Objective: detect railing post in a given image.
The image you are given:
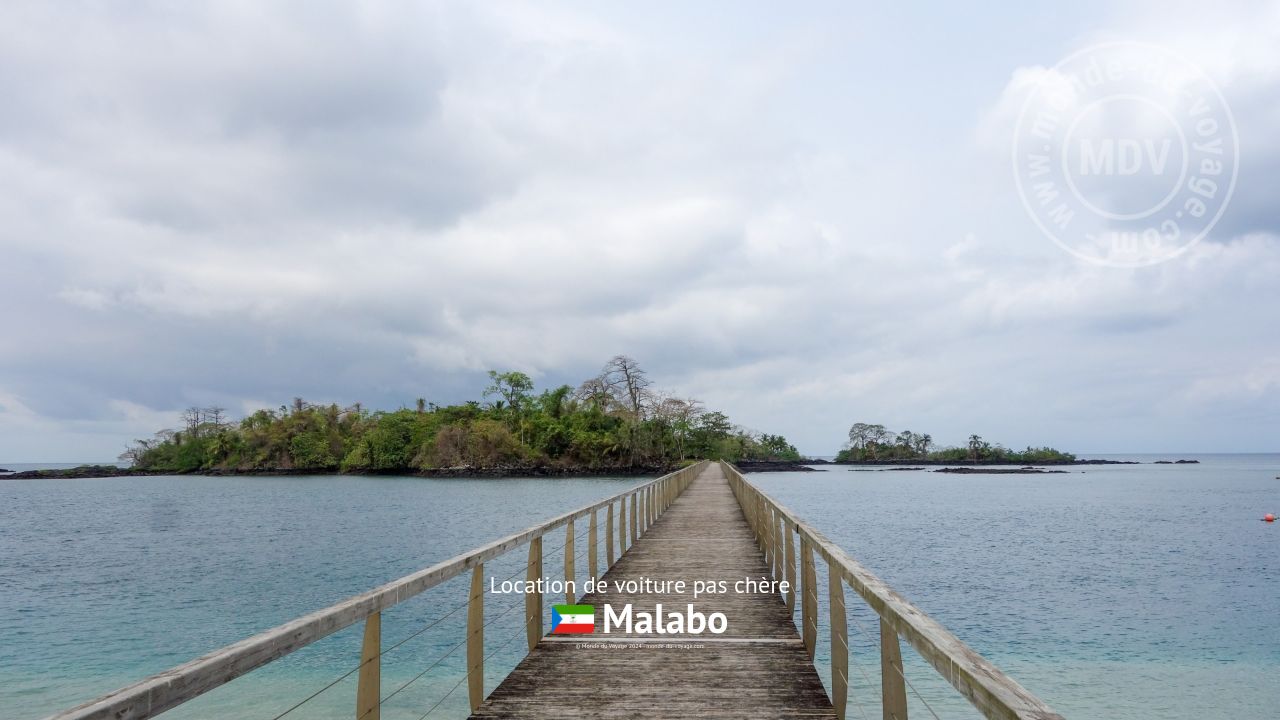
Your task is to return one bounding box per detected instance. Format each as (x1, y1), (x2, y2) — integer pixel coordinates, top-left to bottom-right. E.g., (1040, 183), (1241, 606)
(564, 518), (576, 605)
(748, 490), (758, 537)
(467, 564), (484, 712)
(619, 499), (628, 553)
(759, 497), (769, 558)
(771, 509), (784, 584)
(641, 487), (648, 533)
(630, 493), (638, 544)
(784, 522), (796, 614)
(763, 503), (774, 572)
(606, 502), (616, 566)
(588, 510), (598, 581)
(881, 619), (908, 720)
(526, 537), (542, 651)
(355, 611), (380, 720)
(830, 572), (848, 720)
(801, 537), (817, 659)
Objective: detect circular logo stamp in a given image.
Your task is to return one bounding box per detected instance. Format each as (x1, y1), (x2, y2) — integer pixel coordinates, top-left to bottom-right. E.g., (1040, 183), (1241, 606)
(1012, 42), (1238, 267)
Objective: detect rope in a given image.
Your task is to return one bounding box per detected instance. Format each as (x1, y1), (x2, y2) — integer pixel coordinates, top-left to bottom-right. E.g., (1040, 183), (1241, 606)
(833, 666), (873, 720)
(416, 595), (544, 719)
(842, 605), (943, 720)
(268, 514), (596, 720)
(270, 485), (661, 720)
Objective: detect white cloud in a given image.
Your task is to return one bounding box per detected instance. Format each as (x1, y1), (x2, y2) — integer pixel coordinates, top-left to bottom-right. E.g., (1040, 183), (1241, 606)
(1, 1), (1279, 459)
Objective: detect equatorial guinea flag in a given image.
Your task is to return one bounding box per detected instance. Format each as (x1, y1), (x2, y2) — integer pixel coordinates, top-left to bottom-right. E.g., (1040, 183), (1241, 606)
(551, 604), (595, 634)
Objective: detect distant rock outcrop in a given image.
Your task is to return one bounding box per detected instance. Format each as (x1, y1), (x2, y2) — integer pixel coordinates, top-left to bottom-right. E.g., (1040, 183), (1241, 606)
(3, 464), (135, 480)
(935, 466), (1069, 474)
(735, 461), (821, 473)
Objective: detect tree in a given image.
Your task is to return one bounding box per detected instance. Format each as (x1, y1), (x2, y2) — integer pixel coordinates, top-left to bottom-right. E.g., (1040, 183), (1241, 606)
(968, 434), (984, 462)
(485, 371), (534, 446)
(205, 407), (227, 430)
(652, 395), (703, 460)
(182, 407), (203, 437)
(914, 433), (933, 456)
(846, 422), (877, 450)
(125, 355), (804, 473)
(575, 376), (614, 410)
(602, 355), (651, 419)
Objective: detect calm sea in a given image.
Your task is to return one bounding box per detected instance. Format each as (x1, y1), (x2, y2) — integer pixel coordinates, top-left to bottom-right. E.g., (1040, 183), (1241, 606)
(2, 455), (1277, 719)
(753, 454), (1280, 720)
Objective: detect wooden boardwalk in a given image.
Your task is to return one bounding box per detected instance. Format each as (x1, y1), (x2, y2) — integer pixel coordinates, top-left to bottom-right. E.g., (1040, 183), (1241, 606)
(470, 463), (835, 719)
(46, 460), (1063, 720)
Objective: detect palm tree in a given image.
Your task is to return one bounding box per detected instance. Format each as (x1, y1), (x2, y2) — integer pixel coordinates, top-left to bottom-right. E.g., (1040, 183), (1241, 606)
(968, 434), (984, 463)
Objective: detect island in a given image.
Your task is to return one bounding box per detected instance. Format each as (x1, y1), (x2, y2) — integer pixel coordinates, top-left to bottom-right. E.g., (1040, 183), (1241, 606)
(9, 357), (805, 480)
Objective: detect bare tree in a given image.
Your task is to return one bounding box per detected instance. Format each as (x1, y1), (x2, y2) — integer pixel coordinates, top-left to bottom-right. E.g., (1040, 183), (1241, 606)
(182, 407), (203, 437)
(602, 355), (651, 419)
(118, 438), (156, 465)
(651, 395), (704, 460)
(204, 407), (227, 430)
(574, 375), (614, 410)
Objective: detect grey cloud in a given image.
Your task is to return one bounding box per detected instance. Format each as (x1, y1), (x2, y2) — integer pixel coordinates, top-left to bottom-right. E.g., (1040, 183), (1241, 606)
(3, 1), (1280, 461)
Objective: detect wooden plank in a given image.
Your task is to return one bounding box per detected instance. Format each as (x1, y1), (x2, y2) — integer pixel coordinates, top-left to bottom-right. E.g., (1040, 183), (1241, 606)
(881, 618), (908, 720)
(801, 537), (817, 659)
(617, 500), (624, 554)
(564, 519), (575, 605)
(606, 502), (615, 566)
(785, 522), (797, 614)
(830, 575), (848, 720)
(42, 465), (708, 720)
(772, 509), (784, 585)
(355, 612), (380, 720)
(525, 537), (542, 652)
(470, 463), (835, 720)
(467, 564), (484, 712)
(630, 492), (638, 544)
(588, 510), (598, 580)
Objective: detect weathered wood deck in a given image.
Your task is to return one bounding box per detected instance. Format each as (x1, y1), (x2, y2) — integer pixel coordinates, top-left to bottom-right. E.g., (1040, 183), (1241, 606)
(470, 463), (836, 719)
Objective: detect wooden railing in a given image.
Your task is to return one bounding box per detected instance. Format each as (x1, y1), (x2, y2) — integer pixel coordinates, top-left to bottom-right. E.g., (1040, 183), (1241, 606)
(721, 461), (1065, 720)
(44, 461), (708, 720)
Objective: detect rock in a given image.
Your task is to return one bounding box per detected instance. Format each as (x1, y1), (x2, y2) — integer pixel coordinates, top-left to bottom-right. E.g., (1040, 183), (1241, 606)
(734, 461), (820, 473)
(2, 464), (135, 480)
(1174, 459), (1200, 464)
(935, 467), (1068, 474)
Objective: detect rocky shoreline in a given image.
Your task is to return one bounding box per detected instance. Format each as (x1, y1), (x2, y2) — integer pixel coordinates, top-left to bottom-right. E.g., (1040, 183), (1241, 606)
(0, 463), (683, 481)
(935, 466), (1068, 474)
(734, 457), (1201, 473)
(2, 456), (1203, 480)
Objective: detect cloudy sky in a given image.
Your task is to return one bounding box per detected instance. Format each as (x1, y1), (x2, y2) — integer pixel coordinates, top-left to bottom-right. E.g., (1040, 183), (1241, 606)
(2, 0), (1278, 461)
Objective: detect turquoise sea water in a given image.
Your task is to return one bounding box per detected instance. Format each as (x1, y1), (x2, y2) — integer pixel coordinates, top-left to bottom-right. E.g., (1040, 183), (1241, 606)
(753, 454), (1280, 720)
(0, 473), (643, 720)
(2, 456), (1278, 719)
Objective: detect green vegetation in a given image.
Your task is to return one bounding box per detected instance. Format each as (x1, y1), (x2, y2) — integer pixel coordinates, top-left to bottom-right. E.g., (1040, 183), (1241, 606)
(124, 356), (802, 473)
(834, 423), (1075, 464)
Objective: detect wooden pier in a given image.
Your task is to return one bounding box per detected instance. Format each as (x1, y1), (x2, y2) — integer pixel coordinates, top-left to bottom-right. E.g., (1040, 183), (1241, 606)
(43, 461), (1064, 720)
(471, 462), (834, 719)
